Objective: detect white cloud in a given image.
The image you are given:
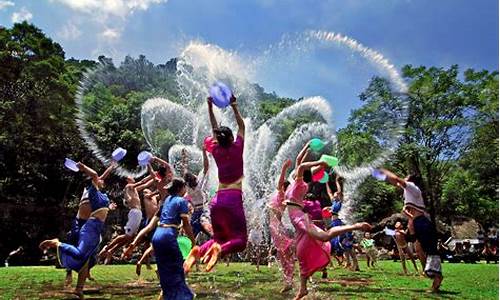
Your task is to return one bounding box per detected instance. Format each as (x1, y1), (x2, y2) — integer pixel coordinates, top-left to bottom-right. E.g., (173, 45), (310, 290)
(101, 27), (121, 40)
(0, 0), (14, 10)
(51, 0), (167, 18)
(11, 7), (33, 23)
(58, 21), (82, 40)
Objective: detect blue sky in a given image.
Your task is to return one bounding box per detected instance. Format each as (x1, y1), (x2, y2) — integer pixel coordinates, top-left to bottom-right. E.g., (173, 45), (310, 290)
(0, 0), (498, 128)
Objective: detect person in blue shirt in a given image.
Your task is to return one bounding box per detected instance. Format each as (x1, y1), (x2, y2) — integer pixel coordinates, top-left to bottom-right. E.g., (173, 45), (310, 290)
(39, 161), (116, 298)
(124, 178), (196, 300)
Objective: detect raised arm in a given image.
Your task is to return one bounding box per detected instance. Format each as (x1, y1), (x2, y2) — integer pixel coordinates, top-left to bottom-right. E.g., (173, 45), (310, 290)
(151, 156), (173, 175)
(230, 94), (245, 138)
(98, 161), (117, 181)
(207, 97), (219, 134)
(277, 159), (292, 191)
(326, 181), (334, 200)
(180, 148), (188, 176)
(147, 163), (156, 178)
(380, 168), (406, 189)
(77, 162), (99, 186)
(202, 147), (209, 175)
(335, 174), (342, 193)
(135, 177), (155, 192)
(296, 160), (329, 180)
(295, 143), (311, 169)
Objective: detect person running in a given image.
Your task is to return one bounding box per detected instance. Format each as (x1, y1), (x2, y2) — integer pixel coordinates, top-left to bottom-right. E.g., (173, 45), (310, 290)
(380, 168), (443, 292)
(39, 161), (116, 299)
(184, 93), (247, 273)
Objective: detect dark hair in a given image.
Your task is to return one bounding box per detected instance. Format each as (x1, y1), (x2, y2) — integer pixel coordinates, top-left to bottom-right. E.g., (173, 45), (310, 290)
(158, 166), (167, 178)
(183, 172), (198, 189)
(283, 180), (291, 191)
(303, 169), (312, 183)
(214, 126), (234, 148)
(166, 178), (186, 196)
(407, 173), (422, 188)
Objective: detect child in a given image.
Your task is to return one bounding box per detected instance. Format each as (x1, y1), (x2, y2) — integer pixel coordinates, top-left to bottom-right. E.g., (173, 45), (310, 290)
(360, 232), (377, 267)
(394, 221), (419, 274)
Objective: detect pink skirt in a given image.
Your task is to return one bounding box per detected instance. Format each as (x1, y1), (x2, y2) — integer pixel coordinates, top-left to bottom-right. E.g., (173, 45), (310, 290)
(289, 208), (330, 277)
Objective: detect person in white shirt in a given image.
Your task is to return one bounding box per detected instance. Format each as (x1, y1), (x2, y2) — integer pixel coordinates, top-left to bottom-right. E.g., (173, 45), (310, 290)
(379, 168), (443, 293)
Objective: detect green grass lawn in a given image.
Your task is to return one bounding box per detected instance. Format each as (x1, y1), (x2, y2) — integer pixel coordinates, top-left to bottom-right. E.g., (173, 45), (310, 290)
(0, 261), (497, 299)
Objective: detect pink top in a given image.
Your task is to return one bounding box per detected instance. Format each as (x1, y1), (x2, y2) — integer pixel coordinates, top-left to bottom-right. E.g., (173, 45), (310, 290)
(268, 190), (285, 213)
(212, 135), (244, 184)
(285, 179), (308, 204)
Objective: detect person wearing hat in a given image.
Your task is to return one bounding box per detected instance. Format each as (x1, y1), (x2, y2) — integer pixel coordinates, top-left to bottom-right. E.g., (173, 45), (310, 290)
(123, 178), (196, 300)
(184, 93), (247, 273)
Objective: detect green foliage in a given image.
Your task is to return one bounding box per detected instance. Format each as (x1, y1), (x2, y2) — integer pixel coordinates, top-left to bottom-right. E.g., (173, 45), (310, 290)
(344, 65), (498, 226)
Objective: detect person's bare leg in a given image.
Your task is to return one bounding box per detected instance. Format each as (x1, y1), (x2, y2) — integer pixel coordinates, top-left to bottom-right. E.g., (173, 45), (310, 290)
(294, 275), (308, 300)
(432, 274), (443, 293)
(399, 250), (408, 274)
(64, 270), (73, 288)
(407, 250), (419, 273)
(352, 251), (360, 271)
(39, 238), (60, 251)
(415, 242), (426, 271)
(183, 246), (200, 273)
(74, 264), (88, 300)
(203, 243), (221, 272)
(366, 255), (371, 268)
(136, 246), (154, 276)
(104, 235), (133, 263)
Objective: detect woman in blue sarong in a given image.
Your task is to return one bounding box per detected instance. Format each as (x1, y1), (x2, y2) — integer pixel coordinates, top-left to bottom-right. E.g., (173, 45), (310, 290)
(63, 161), (116, 287)
(40, 162), (116, 299)
(123, 178), (196, 300)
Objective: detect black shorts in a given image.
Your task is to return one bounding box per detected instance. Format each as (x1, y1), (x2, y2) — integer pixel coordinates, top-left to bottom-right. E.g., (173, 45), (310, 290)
(413, 215), (438, 255)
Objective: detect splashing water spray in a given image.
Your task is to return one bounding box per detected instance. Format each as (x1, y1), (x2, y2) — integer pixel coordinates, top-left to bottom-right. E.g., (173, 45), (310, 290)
(75, 30), (408, 255)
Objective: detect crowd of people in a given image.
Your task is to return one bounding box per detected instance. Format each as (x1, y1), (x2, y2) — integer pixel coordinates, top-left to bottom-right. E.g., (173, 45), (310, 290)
(40, 92), (448, 300)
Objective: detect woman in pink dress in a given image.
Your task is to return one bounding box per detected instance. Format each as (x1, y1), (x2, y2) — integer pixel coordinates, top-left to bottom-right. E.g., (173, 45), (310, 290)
(184, 93), (247, 273)
(286, 159), (372, 300)
(267, 159), (295, 293)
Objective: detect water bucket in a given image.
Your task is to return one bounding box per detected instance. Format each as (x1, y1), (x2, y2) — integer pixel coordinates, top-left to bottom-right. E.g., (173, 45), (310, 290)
(312, 167), (325, 182)
(309, 138), (326, 152)
(209, 82), (232, 108)
(319, 171), (329, 183)
(137, 151), (152, 166)
(320, 155), (339, 167)
(204, 136), (216, 153)
(112, 147), (127, 161)
(371, 169), (387, 181)
(177, 236), (192, 259)
(64, 158), (79, 172)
